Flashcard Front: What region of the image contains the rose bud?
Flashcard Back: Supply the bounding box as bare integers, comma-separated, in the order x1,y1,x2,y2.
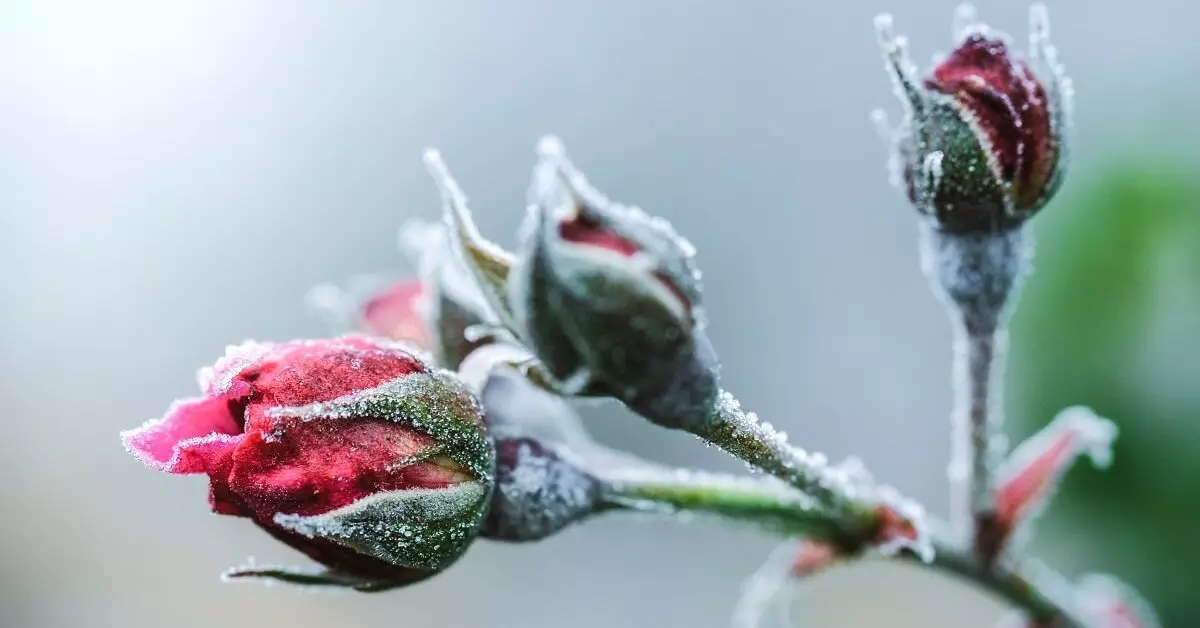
514,137,719,431
978,406,1116,558
424,139,719,433
873,4,1072,233
120,336,494,590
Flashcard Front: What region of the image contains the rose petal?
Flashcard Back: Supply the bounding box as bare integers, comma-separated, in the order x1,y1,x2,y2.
121,396,243,473
362,280,432,349
229,416,470,520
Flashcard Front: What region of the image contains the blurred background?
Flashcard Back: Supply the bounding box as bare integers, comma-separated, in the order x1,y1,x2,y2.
1,1,1197,626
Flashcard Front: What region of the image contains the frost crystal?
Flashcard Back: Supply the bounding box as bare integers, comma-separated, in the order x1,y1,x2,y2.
274,481,487,571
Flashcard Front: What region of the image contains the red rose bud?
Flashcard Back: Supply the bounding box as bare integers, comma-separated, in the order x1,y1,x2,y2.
120,336,494,590
474,367,623,541
508,137,719,432
873,4,1071,233
990,406,1116,555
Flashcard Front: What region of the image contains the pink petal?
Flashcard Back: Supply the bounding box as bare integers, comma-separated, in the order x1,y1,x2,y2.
121,396,243,473
361,280,432,349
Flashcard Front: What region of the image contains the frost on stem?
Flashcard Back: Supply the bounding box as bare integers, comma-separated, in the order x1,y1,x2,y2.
919,221,1030,538
708,390,933,562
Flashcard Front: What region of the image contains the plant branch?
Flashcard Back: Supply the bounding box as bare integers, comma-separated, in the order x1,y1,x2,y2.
600,468,1084,626
600,467,849,545
696,390,894,549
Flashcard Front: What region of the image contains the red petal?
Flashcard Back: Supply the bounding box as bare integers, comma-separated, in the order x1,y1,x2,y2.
121,396,243,474
229,416,469,520
558,213,640,257
361,280,433,349
211,337,429,409
927,34,1054,208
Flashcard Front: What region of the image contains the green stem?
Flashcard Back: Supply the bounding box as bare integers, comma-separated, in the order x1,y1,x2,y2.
696,390,884,548
601,468,848,544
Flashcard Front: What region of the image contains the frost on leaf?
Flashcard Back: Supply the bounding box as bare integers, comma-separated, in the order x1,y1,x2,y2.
274,481,488,571
993,406,1117,554
423,148,519,333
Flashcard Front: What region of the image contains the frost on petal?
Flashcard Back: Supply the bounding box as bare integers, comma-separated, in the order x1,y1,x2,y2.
993,406,1117,551
1076,574,1161,628
120,396,243,474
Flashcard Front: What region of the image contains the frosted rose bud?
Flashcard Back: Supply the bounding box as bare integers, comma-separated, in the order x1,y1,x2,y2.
978,406,1116,557
120,336,494,590
874,4,1071,233
510,138,719,431
425,140,719,432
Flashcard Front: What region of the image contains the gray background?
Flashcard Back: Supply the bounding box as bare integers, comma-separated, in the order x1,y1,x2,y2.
1,1,1195,627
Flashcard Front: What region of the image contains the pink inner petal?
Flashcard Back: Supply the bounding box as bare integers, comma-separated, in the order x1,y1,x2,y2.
121,396,243,473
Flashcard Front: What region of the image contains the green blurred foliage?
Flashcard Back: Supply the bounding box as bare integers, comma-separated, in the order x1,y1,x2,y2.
1010,157,1200,627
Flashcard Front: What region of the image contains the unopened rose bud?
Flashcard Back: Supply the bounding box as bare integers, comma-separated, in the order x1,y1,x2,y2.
510,138,719,431
874,4,1071,233
425,140,719,433
475,367,616,541
981,406,1116,557
121,336,494,590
